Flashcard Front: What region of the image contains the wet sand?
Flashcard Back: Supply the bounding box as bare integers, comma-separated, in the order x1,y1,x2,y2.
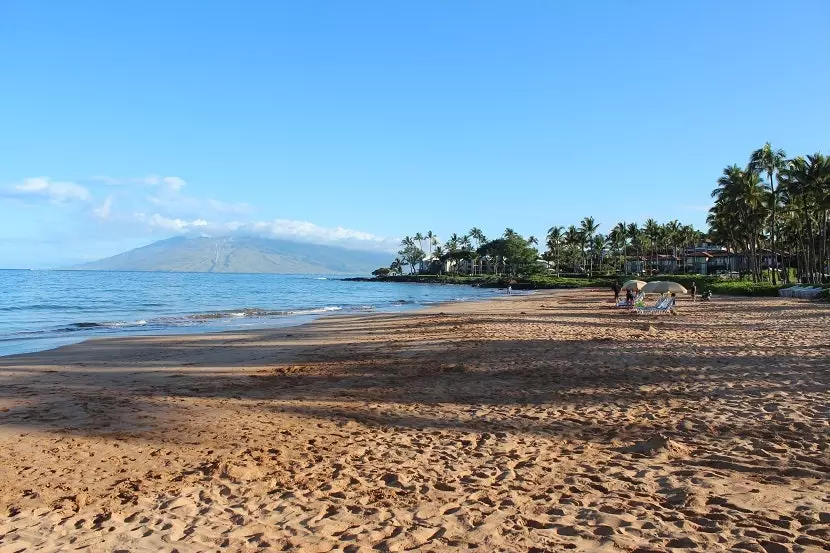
0,289,828,552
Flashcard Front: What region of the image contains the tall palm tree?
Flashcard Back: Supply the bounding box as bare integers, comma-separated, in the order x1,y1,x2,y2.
426,230,435,257
779,153,830,283
468,227,487,273
592,234,609,272
580,217,600,276
643,219,661,274
564,225,584,273
546,226,564,276
626,222,640,274
468,227,486,248
749,143,787,283
414,232,425,254
710,165,769,281
611,222,627,273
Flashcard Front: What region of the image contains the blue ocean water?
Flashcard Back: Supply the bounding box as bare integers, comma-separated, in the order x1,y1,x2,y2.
0,270,501,357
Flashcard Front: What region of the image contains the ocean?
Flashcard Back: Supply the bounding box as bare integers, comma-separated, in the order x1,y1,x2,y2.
0,270,502,357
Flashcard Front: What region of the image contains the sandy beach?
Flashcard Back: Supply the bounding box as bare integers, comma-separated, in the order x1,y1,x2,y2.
0,290,828,552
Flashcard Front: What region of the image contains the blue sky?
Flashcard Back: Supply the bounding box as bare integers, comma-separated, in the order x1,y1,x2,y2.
1,1,828,268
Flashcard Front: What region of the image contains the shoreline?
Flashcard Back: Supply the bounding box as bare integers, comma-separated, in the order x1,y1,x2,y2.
0,287,537,361
1,290,827,552
0,284,514,359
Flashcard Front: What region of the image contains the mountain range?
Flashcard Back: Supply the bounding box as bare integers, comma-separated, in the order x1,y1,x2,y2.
68,236,392,274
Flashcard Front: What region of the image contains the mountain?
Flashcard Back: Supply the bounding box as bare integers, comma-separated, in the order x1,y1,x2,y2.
67,236,392,274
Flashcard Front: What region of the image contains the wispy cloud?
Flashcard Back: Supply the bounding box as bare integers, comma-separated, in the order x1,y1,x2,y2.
94,195,114,220
136,213,209,231
4,173,396,252
7,177,91,202
93,175,186,191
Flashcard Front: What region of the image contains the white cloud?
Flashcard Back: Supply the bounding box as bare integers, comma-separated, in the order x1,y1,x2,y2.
12,177,91,202
254,219,387,243
94,195,114,220
137,212,210,231
93,175,186,192
6,173,397,253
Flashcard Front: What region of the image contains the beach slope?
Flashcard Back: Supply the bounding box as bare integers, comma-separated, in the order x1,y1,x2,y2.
0,291,828,552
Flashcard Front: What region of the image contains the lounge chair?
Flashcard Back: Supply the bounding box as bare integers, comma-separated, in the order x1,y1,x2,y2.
636,296,675,315
616,292,643,308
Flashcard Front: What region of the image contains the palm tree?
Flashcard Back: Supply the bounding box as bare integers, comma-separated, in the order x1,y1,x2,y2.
468,227,487,274
710,165,769,281
779,153,830,283
564,225,584,273
414,232,425,254
468,227,486,248
426,230,435,257
580,217,600,276
626,222,640,274
611,222,627,273
749,143,787,283
592,234,609,272
546,226,564,276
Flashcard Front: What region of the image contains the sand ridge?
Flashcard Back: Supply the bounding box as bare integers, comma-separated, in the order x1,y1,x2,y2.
0,290,828,552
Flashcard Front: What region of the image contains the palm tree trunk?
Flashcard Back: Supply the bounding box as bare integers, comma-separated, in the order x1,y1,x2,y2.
769,169,778,285
819,209,830,284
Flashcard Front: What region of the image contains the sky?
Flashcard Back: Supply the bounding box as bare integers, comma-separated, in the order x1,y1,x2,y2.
1,1,828,268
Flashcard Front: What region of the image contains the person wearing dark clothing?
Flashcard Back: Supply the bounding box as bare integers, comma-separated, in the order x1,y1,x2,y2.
612,281,621,302
625,288,634,304
690,281,697,302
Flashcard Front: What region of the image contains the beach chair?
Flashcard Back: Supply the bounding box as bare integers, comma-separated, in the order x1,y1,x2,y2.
636,296,675,315
616,291,643,308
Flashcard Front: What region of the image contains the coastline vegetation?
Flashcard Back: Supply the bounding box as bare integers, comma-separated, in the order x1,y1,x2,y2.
370,144,829,298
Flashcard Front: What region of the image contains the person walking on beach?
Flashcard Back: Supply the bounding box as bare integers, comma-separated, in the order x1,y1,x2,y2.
690,281,697,302
612,281,621,303
507,285,512,295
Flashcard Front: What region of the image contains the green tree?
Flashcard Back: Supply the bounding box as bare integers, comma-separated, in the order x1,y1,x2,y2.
580,217,600,276
749,143,787,284
545,226,564,276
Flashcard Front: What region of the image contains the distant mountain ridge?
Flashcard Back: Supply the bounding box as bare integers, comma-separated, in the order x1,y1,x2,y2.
68,236,391,274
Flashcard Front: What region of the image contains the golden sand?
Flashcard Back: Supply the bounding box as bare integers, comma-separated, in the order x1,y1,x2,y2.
0,290,828,552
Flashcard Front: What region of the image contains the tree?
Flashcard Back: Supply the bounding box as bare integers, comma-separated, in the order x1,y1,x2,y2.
414,232,425,254
749,143,787,284
580,217,600,276
481,233,539,277
468,228,487,274
398,236,425,274
389,258,403,275
610,222,627,272
545,226,564,276
710,165,769,281
779,153,830,283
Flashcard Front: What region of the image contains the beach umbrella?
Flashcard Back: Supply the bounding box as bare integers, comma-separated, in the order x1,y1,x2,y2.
620,279,646,291
642,281,688,294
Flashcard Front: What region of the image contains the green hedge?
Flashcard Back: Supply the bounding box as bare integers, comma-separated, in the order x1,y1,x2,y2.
365,273,823,298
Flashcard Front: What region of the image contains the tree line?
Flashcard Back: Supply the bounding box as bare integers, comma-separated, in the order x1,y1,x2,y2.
709,143,829,284
385,219,707,278
380,143,828,284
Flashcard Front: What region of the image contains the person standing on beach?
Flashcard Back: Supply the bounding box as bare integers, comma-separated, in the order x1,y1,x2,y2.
507,285,512,295
690,281,697,302
612,281,621,303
